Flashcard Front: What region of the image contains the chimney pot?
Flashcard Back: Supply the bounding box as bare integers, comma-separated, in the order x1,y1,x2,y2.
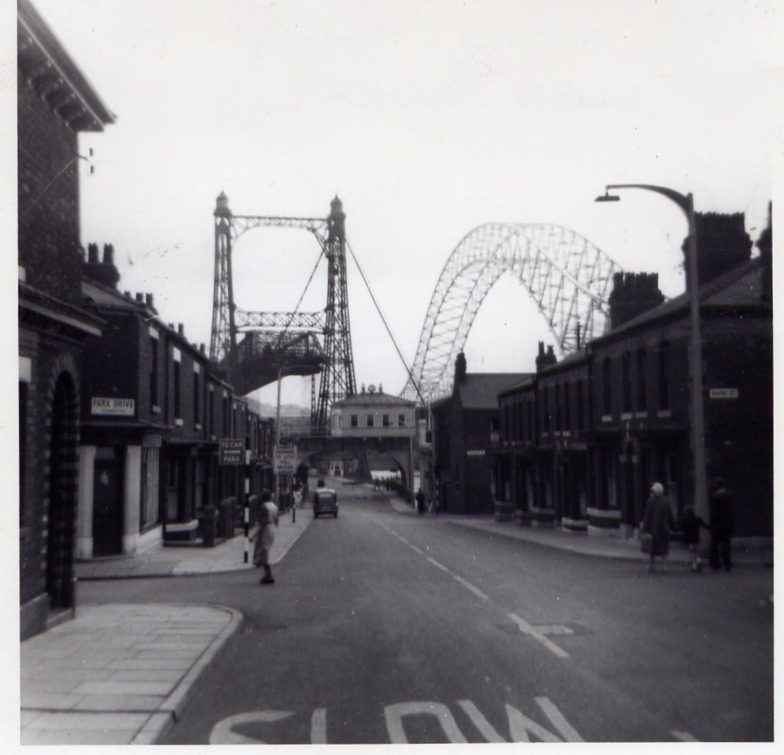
88,243,99,263
103,243,114,264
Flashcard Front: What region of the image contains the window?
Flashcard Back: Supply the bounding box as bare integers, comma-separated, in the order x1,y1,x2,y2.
222,392,230,435
555,384,562,431
149,333,159,410
208,386,215,435
622,352,632,413
193,366,201,426
367,413,374,427
398,414,406,427
19,360,30,527
527,400,533,441
603,358,612,415
173,362,181,420
637,349,647,412
542,387,550,433
576,379,584,431
351,414,358,428
659,341,671,410
140,447,160,529
383,414,390,427
564,383,571,432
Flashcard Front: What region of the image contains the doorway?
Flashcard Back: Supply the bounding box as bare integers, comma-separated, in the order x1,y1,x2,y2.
93,447,124,555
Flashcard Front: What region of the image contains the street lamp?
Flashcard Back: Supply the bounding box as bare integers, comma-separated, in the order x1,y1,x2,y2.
595,183,708,525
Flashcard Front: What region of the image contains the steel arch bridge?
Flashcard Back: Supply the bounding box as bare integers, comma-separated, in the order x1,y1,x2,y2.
402,223,623,403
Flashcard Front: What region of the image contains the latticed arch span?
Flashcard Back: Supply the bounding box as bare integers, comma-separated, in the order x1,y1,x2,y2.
403,223,622,403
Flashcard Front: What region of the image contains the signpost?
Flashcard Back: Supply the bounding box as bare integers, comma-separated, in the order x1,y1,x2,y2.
274,444,297,474
219,438,245,466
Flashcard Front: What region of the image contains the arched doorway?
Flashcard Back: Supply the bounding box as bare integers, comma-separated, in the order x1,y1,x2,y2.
46,372,79,611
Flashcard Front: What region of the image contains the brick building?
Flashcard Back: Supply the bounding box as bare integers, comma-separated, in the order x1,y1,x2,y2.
493,209,773,541
80,254,275,555
431,354,528,515
18,0,115,638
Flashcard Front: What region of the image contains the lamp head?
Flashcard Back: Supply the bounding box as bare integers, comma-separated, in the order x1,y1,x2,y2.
595,191,621,203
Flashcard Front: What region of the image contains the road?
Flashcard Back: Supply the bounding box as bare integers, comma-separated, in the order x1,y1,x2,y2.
80,485,773,744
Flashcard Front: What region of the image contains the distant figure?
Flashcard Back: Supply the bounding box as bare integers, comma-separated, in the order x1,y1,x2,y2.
292,484,303,510
681,504,708,572
641,482,673,572
415,488,425,515
709,478,734,572
251,489,279,585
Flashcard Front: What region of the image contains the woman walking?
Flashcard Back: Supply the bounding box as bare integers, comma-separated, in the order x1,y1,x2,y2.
641,482,673,572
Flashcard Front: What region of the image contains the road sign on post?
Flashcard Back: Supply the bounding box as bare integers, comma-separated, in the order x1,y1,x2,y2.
219,438,245,466
274,444,297,474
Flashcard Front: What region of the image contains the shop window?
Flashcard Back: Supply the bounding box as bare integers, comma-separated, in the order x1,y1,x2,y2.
140,446,160,529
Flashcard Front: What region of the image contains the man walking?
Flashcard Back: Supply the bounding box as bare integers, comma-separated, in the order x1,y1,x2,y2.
709,477,734,572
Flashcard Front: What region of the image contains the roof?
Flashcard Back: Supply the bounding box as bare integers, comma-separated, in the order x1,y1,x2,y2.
455,373,530,410
593,256,769,344
18,0,116,131
334,391,417,409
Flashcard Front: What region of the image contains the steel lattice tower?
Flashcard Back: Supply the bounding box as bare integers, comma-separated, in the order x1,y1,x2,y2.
315,196,357,428
209,193,356,431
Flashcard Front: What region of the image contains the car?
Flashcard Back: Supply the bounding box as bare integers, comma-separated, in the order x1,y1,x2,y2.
313,488,338,518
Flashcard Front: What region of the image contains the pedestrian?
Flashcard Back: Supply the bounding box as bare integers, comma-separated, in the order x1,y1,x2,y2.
251,489,279,585
709,477,734,572
415,487,425,515
640,482,673,572
292,483,303,510
680,504,708,572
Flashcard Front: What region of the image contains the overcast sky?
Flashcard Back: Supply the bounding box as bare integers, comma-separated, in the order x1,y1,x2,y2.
19,0,784,407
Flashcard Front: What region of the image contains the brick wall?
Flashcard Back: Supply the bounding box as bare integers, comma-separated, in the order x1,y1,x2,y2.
18,68,83,305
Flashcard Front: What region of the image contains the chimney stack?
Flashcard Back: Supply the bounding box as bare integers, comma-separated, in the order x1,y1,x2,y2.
455,352,467,384
608,272,665,330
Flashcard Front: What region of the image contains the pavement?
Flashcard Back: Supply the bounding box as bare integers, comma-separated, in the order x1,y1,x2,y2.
19,486,773,745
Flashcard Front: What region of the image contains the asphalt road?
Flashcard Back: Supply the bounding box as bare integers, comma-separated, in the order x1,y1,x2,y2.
80,486,773,744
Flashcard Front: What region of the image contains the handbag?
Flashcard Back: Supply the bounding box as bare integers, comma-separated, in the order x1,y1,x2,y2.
639,532,654,554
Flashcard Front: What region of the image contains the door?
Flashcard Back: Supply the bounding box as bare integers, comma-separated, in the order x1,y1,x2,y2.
93,447,123,555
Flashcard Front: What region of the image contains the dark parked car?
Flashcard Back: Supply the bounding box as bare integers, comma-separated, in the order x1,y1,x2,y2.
313,488,338,518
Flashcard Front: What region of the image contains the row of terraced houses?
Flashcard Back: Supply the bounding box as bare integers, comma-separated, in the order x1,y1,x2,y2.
429,208,772,547
18,0,274,639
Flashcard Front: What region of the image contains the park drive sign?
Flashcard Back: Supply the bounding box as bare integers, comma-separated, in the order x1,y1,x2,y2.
91,397,135,416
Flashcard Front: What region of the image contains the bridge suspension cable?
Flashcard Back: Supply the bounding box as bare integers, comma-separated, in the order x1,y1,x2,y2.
402,223,622,403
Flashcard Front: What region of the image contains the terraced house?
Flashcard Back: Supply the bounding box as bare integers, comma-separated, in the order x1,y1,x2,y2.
493,208,773,544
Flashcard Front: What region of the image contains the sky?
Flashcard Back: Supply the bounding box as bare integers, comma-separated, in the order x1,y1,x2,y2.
13,0,784,408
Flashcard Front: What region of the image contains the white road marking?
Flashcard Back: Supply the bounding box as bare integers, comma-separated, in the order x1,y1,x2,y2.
535,696,584,741
457,699,505,742
672,730,699,741
427,557,449,572
209,710,294,744
508,612,569,659
384,701,467,744
453,575,489,601
311,708,327,744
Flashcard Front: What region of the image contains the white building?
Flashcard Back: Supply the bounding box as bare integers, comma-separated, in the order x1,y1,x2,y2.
331,385,417,439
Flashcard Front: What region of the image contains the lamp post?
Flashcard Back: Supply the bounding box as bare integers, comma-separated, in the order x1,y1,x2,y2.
274,363,291,518
596,183,707,524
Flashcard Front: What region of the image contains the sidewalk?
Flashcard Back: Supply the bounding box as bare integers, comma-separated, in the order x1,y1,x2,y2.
20,493,771,745
386,495,774,568
20,508,311,745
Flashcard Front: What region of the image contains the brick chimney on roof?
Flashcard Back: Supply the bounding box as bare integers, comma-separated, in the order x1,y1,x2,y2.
608,272,665,330
455,352,467,384
687,212,752,289
536,341,557,372
83,242,120,288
